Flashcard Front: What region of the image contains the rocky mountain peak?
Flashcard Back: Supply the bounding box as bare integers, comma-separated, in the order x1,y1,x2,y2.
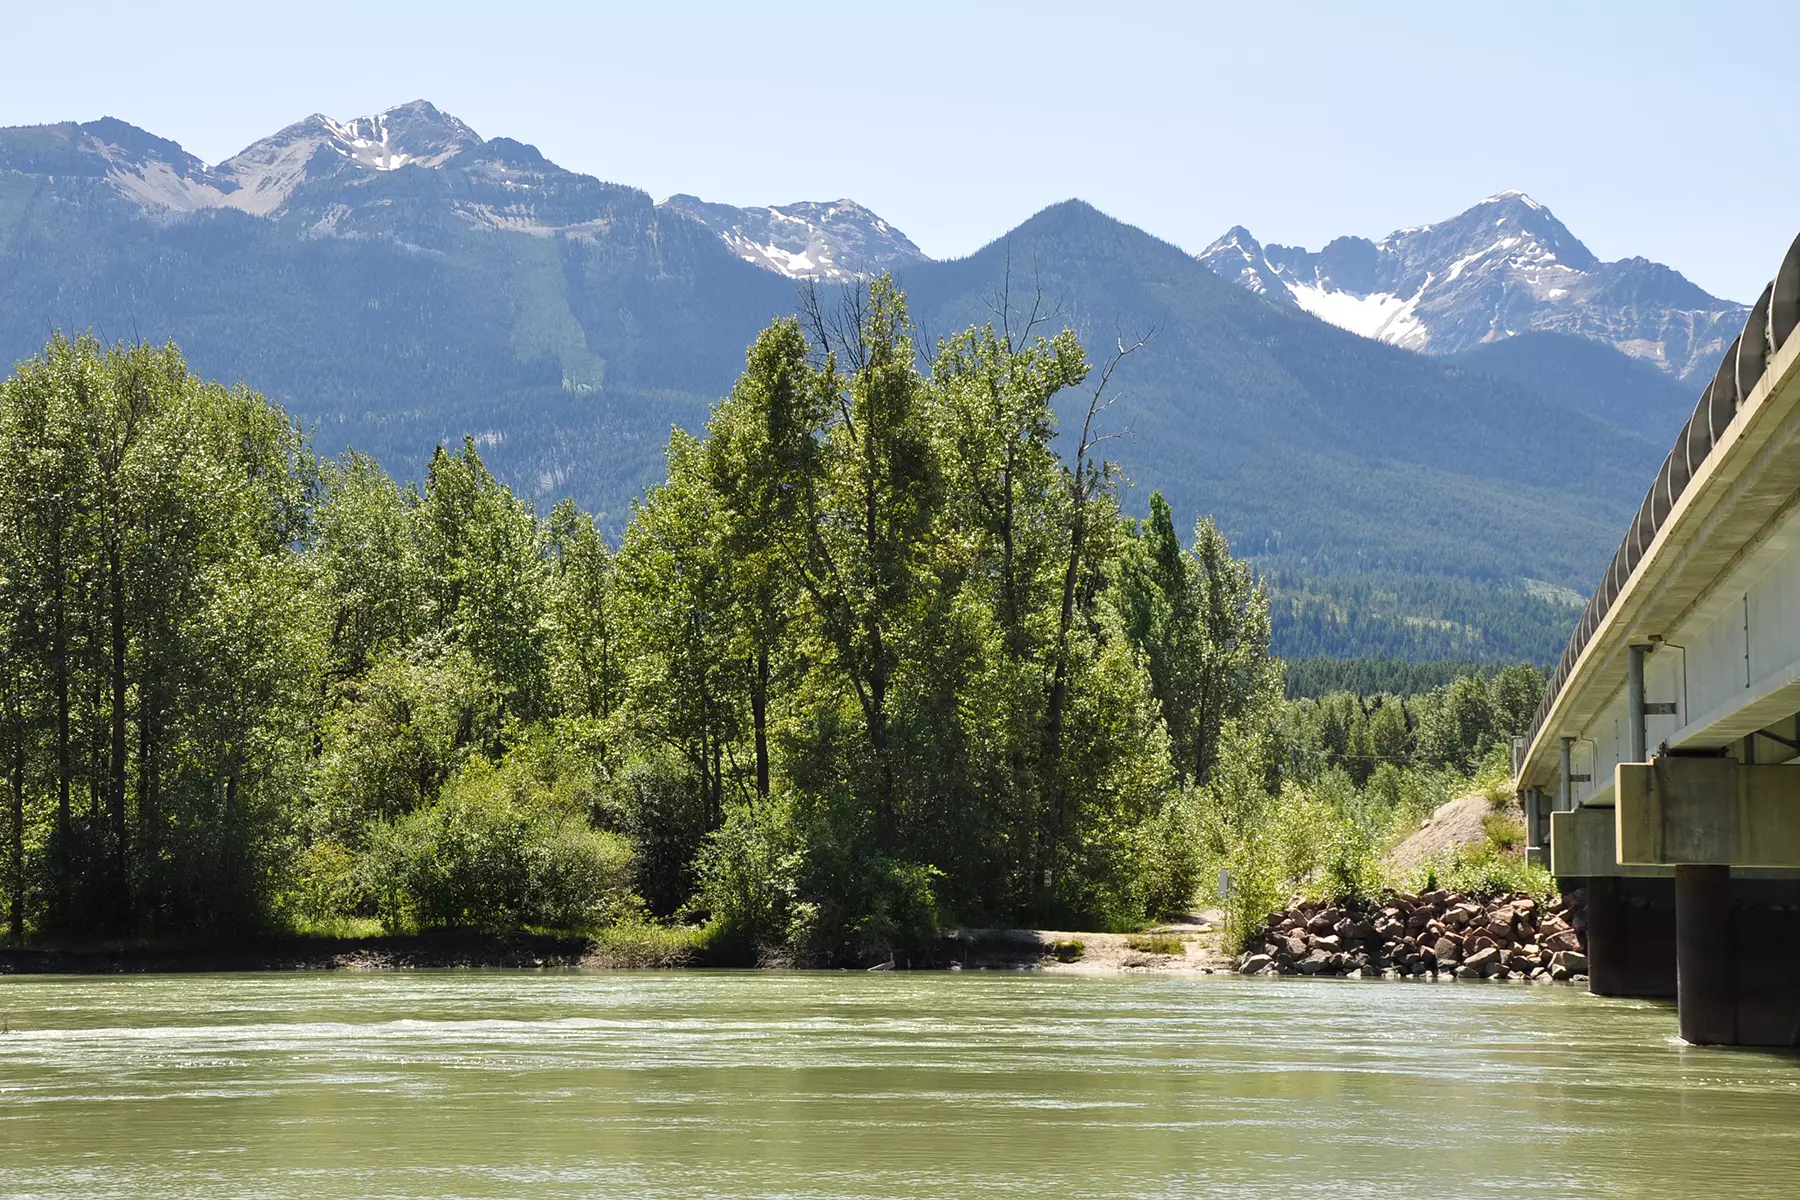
660,194,927,281
215,101,484,214
1200,193,1744,378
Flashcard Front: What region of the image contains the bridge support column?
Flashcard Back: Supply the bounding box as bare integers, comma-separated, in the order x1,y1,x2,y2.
1583,876,1677,998
1550,805,1677,997
1676,864,1735,1044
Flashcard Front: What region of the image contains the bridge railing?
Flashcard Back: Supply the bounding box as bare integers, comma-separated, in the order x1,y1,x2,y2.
1526,231,1800,758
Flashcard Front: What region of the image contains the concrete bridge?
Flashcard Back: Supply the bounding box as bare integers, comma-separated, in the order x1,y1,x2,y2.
1514,231,1800,1046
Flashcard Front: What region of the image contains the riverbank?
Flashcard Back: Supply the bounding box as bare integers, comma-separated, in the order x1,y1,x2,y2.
0,917,1243,975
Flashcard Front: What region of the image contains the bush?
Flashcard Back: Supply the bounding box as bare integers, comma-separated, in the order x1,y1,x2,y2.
1483,811,1525,853
1126,933,1186,955
1137,788,1209,921
314,641,500,836
695,795,796,950
287,839,370,924
367,758,635,932
1408,838,1553,904
1050,939,1085,962
584,921,710,967
612,747,710,919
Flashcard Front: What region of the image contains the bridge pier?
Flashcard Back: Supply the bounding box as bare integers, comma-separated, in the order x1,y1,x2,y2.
1581,876,1676,998
1675,865,1734,1044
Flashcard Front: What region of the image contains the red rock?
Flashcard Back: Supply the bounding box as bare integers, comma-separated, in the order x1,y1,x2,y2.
1552,950,1588,975
1464,946,1501,976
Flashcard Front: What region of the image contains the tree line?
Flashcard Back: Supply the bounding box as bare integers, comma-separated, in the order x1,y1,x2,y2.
0,282,1548,959
0,282,1290,958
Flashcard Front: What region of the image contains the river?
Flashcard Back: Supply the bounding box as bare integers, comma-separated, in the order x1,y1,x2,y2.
1,971,1796,1198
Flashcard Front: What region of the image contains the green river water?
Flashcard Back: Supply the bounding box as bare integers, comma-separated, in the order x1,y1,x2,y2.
1,971,1796,1198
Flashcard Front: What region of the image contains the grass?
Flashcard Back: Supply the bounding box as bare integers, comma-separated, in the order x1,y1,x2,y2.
582,921,710,967
1049,939,1085,963
285,915,385,939
1482,811,1526,853
1125,933,1187,955
279,914,712,967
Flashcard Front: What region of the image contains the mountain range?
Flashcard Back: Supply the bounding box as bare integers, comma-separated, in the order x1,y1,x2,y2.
1196,192,1745,381
0,100,1718,661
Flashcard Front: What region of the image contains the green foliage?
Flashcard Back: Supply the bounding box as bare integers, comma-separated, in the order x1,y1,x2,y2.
1116,493,1280,787
583,920,710,967
1483,811,1526,853
0,335,318,936
1126,933,1185,955
1278,664,1543,783
313,641,498,836
286,841,367,927
1266,572,1580,665
1409,840,1555,905
1050,939,1085,962
1285,656,1521,699
695,794,796,951
366,756,635,933
0,293,1545,959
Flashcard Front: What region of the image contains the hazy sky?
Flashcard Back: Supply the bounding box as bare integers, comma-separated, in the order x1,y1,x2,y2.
5,1,1795,301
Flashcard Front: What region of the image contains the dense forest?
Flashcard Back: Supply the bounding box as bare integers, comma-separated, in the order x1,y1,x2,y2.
0,281,1546,959
1264,570,1580,665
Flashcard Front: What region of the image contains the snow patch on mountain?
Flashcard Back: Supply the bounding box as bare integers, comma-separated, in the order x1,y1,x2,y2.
660,195,927,281
1288,279,1431,349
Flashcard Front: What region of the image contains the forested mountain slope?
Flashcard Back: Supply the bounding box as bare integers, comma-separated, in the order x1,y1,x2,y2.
1449,331,1697,443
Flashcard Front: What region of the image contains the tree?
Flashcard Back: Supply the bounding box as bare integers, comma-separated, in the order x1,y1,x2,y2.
1119,493,1278,788
0,336,318,934
544,500,623,723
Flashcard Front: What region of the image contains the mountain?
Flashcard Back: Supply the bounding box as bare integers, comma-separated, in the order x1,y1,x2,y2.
1199,192,1746,380
0,102,1679,658
899,200,1659,589
658,195,926,280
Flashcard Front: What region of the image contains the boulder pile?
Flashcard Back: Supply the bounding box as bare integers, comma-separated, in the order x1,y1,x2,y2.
1235,890,1589,982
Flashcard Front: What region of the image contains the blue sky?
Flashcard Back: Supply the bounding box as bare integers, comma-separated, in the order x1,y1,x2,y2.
5,1,1795,301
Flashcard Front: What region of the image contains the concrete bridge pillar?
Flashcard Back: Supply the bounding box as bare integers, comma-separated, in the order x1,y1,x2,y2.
1582,876,1677,998
1675,864,1735,1044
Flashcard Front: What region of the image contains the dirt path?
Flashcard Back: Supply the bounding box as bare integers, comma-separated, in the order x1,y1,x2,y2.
944,912,1237,973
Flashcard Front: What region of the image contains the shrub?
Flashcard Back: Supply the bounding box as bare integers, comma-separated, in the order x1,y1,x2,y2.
1482,811,1525,853
695,795,796,950
367,758,635,932
314,641,500,836
584,921,710,967
612,747,709,919
1126,933,1186,955
1135,786,1205,919
1050,939,1085,962
287,839,369,924
1408,841,1553,904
